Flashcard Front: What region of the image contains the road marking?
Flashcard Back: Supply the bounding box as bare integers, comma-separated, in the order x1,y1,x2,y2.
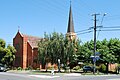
64,73,81,76
107,79,120,80
29,75,59,78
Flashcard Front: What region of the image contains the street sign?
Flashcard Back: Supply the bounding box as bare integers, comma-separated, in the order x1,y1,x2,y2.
90,55,100,62
90,56,99,58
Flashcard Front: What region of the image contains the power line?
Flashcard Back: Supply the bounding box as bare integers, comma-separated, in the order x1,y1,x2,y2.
97,13,107,39
75,28,92,33
102,26,120,28
75,26,120,35
77,30,93,35
97,29,120,31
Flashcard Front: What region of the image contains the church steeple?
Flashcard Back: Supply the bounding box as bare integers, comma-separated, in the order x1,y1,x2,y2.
67,3,75,33
66,2,76,40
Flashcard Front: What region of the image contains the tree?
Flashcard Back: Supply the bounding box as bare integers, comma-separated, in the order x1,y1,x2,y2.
107,38,120,63
0,39,16,67
76,40,93,63
98,39,117,63
38,32,78,70
0,39,6,48
38,32,65,69
76,39,117,66
38,38,48,69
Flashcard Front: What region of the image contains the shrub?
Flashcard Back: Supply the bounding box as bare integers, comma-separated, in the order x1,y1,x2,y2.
25,67,29,70
17,67,22,70
24,66,33,70
28,66,33,70
117,64,120,67
99,64,106,72
36,68,40,70
73,66,80,71
47,66,53,70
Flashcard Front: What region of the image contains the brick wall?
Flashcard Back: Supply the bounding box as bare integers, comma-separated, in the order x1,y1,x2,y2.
13,31,23,68
27,42,33,68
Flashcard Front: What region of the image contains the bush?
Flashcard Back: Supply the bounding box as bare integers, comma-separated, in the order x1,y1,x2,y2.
17,67,22,70
24,66,33,70
47,66,53,70
25,67,29,70
73,66,80,71
36,68,40,70
99,64,106,72
117,64,120,67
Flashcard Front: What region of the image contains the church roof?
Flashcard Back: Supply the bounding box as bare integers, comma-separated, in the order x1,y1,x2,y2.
67,5,75,33
22,33,41,48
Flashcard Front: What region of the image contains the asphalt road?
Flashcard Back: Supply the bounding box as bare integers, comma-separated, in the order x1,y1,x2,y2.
0,72,120,80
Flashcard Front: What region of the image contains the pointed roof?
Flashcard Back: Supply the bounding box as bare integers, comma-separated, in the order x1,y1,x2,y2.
67,4,75,33
14,31,41,48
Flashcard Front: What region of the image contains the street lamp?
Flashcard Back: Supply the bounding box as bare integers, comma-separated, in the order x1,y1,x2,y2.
58,59,60,73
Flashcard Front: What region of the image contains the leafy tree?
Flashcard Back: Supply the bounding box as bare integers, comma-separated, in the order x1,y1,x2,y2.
38,32,78,70
76,39,117,65
76,40,93,63
0,39,16,67
38,38,48,69
107,38,120,63
0,39,6,48
97,39,117,63
38,32,120,72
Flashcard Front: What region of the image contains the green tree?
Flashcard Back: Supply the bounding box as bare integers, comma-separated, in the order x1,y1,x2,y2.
107,38,120,63
0,39,16,67
38,38,48,69
76,39,117,66
76,40,93,63
38,32,78,70
0,39,6,48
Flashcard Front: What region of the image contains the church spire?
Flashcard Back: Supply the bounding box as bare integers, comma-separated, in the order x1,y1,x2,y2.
67,2,75,33
66,1,76,40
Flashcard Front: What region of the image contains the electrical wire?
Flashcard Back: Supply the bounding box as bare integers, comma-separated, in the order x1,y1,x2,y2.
97,14,107,39
75,28,91,33
76,26,120,35
77,30,93,35
97,29,120,32
102,26,120,28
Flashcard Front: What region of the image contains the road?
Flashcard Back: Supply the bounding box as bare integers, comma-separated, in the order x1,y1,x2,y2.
0,72,120,80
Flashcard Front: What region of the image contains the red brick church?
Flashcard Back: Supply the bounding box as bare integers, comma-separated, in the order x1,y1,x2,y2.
13,4,76,69
13,31,41,69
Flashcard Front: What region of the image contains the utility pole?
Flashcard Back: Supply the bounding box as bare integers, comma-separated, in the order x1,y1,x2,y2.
92,13,100,74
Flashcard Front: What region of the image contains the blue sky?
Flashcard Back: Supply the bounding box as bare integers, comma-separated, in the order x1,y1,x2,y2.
0,0,120,45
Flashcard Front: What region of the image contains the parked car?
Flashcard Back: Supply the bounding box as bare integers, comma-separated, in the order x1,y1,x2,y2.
0,64,7,72
83,66,96,73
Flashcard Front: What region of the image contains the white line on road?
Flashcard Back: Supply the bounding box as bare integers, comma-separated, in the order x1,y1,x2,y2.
64,73,81,76
107,79,120,80
29,75,59,78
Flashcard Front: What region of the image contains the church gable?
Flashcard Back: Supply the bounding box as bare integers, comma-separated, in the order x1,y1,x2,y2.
13,31,23,40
